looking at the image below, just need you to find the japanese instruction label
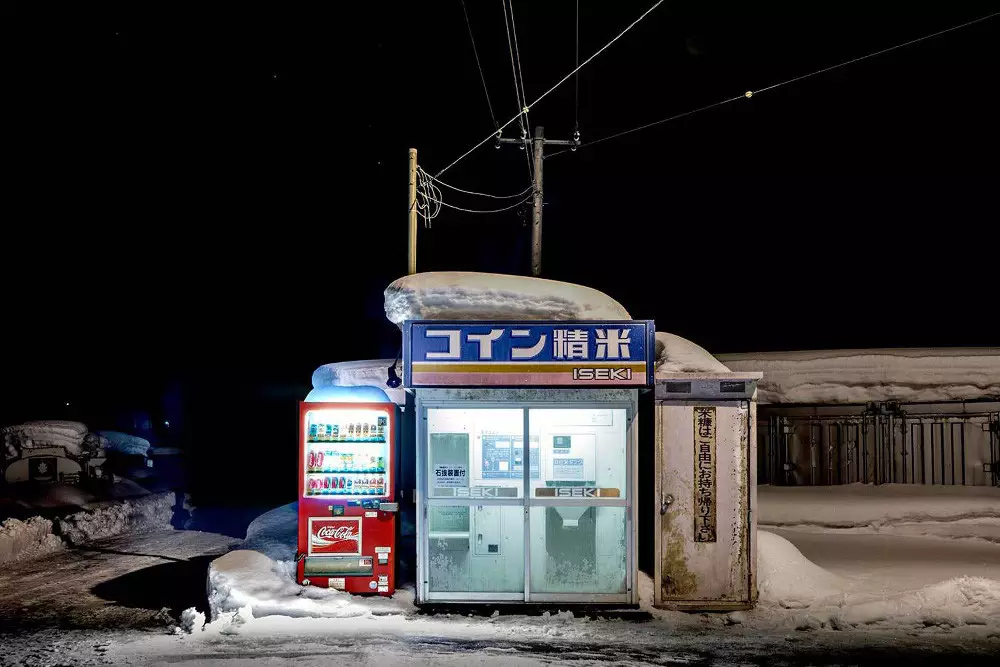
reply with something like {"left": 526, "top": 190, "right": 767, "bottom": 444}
{"left": 693, "top": 407, "right": 717, "bottom": 543}
{"left": 433, "top": 464, "right": 468, "bottom": 488}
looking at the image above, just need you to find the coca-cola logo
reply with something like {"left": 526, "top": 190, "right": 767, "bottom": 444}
{"left": 316, "top": 525, "right": 357, "bottom": 541}
{"left": 309, "top": 518, "right": 362, "bottom": 555}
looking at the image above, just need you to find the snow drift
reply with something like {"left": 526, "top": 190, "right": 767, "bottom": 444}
{"left": 55, "top": 491, "right": 175, "bottom": 545}
{"left": 0, "top": 516, "right": 64, "bottom": 565}
{"left": 239, "top": 502, "right": 297, "bottom": 563}
{"left": 756, "top": 530, "right": 1000, "bottom": 630}
{"left": 718, "top": 348, "right": 1000, "bottom": 404}
{"left": 384, "top": 271, "right": 631, "bottom": 326}
{"left": 207, "top": 549, "right": 413, "bottom": 621}
{"left": 756, "top": 531, "right": 849, "bottom": 606}
{"left": 654, "top": 332, "right": 731, "bottom": 375}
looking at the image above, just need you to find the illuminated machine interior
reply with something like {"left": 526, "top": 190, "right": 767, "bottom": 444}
{"left": 418, "top": 401, "right": 635, "bottom": 603}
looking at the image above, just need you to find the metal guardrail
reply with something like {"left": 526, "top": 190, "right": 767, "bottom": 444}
{"left": 758, "top": 402, "right": 999, "bottom": 487}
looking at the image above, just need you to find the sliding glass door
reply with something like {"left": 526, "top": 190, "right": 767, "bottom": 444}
{"left": 421, "top": 404, "right": 631, "bottom": 602}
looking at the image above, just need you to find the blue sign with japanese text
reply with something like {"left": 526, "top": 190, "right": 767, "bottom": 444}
{"left": 403, "top": 320, "right": 654, "bottom": 387}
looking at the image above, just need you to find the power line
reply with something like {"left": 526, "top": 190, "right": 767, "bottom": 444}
{"left": 509, "top": 0, "right": 536, "bottom": 183}
{"left": 460, "top": 0, "right": 497, "bottom": 130}
{"left": 425, "top": 192, "right": 535, "bottom": 214}
{"left": 574, "top": 0, "right": 580, "bottom": 136}
{"left": 546, "top": 9, "right": 1000, "bottom": 160}
{"left": 502, "top": 0, "right": 534, "bottom": 184}
{"left": 545, "top": 96, "right": 745, "bottom": 158}
{"left": 435, "top": 0, "right": 668, "bottom": 177}
{"left": 419, "top": 167, "right": 534, "bottom": 199}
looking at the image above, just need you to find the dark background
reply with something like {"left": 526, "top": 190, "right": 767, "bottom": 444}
{"left": 4, "top": 1, "right": 997, "bottom": 507}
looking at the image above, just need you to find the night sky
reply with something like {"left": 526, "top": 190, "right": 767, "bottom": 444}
{"left": 4, "top": 2, "right": 997, "bottom": 499}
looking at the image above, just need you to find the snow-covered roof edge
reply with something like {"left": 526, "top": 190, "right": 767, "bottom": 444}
{"left": 717, "top": 348, "right": 1000, "bottom": 405}
{"left": 384, "top": 271, "right": 631, "bottom": 329}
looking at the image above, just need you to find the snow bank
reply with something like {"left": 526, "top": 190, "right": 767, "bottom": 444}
{"left": 55, "top": 491, "right": 175, "bottom": 545}
{"left": 717, "top": 348, "right": 1000, "bottom": 404}
{"left": 759, "top": 484, "right": 1000, "bottom": 530}
{"left": 0, "top": 516, "right": 64, "bottom": 564}
{"left": 98, "top": 431, "right": 151, "bottom": 457}
{"left": 239, "top": 502, "right": 297, "bottom": 563}
{"left": 757, "top": 529, "right": 1000, "bottom": 630}
{"left": 384, "top": 272, "right": 631, "bottom": 326}
{"left": 310, "top": 359, "right": 403, "bottom": 406}
{"left": 839, "top": 576, "right": 1000, "bottom": 627}
{"left": 757, "top": 531, "right": 849, "bottom": 607}
{"left": 207, "top": 549, "right": 414, "bottom": 622}
{"left": 654, "top": 332, "right": 731, "bottom": 375}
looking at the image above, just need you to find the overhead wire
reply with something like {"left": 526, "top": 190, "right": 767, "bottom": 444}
{"left": 460, "top": 0, "right": 498, "bottom": 131}
{"left": 502, "top": 0, "right": 534, "bottom": 185}
{"left": 425, "top": 192, "right": 536, "bottom": 214}
{"left": 509, "top": 0, "right": 536, "bottom": 183}
{"left": 435, "top": 0, "right": 668, "bottom": 178}
{"left": 421, "top": 168, "right": 534, "bottom": 199}
{"left": 546, "top": 9, "right": 1000, "bottom": 159}
{"left": 571, "top": 3, "right": 584, "bottom": 151}
{"left": 415, "top": 166, "right": 533, "bottom": 219}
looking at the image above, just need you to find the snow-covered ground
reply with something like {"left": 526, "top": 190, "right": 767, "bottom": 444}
{"left": 2, "top": 486, "right": 1000, "bottom": 666}
{"left": 0, "top": 486, "right": 176, "bottom": 563}
{"left": 717, "top": 347, "right": 1000, "bottom": 404}
{"left": 172, "top": 486, "right": 1000, "bottom": 648}
{"left": 0, "top": 528, "right": 240, "bottom": 630}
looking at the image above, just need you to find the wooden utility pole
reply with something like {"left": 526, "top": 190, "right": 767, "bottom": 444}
{"left": 407, "top": 148, "right": 418, "bottom": 275}
{"left": 531, "top": 126, "right": 544, "bottom": 276}
{"left": 499, "top": 126, "right": 577, "bottom": 277}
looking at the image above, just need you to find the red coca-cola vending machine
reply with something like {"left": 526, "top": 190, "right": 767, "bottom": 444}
{"left": 297, "top": 402, "right": 397, "bottom": 594}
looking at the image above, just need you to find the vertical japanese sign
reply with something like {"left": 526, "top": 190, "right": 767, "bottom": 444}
{"left": 693, "top": 407, "right": 717, "bottom": 543}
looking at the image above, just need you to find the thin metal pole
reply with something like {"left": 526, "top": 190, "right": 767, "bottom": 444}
{"left": 960, "top": 421, "right": 966, "bottom": 486}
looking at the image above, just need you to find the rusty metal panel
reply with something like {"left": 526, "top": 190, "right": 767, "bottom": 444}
{"left": 655, "top": 403, "right": 751, "bottom": 610}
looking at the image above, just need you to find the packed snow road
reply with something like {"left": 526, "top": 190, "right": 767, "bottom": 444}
{"left": 0, "top": 528, "right": 239, "bottom": 630}
{"left": 2, "top": 622, "right": 1000, "bottom": 667}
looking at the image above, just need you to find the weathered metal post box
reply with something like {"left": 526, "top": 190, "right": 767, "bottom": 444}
{"left": 653, "top": 372, "right": 761, "bottom": 611}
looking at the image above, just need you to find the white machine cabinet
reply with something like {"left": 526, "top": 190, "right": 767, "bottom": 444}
{"left": 654, "top": 372, "right": 761, "bottom": 611}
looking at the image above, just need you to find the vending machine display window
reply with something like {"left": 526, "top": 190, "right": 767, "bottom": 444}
{"left": 416, "top": 393, "right": 636, "bottom": 605}
{"left": 303, "top": 407, "right": 392, "bottom": 499}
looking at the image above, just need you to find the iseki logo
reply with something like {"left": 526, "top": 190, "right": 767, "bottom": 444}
{"left": 572, "top": 367, "right": 633, "bottom": 381}
{"left": 555, "top": 487, "right": 597, "bottom": 498}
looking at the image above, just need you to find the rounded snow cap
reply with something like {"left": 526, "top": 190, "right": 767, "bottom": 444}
{"left": 305, "top": 385, "right": 391, "bottom": 403}
{"left": 383, "top": 271, "right": 631, "bottom": 328}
